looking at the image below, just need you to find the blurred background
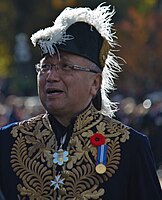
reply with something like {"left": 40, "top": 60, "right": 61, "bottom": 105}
{"left": 0, "top": 0, "right": 162, "bottom": 184}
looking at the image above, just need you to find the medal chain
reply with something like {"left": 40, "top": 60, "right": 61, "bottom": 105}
{"left": 59, "top": 133, "right": 67, "bottom": 150}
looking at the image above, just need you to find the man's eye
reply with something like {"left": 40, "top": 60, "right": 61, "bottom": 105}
{"left": 61, "top": 64, "right": 73, "bottom": 71}
{"left": 41, "top": 64, "right": 51, "bottom": 71}
{"left": 41, "top": 64, "right": 49, "bottom": 69}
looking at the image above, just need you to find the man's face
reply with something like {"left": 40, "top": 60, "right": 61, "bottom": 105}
{"left": 37, "top": 51, "right": 101, "bottom": 121}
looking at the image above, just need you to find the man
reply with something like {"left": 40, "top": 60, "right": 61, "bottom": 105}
{"left": 0, "top": 3, "right": 162, "bottom": 200}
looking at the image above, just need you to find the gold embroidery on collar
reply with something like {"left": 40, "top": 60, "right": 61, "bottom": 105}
{"left": 10, "top": 106, "right": 130, "bottom": 199}
{"left": 73, "top": 104, "right": 103, "bottom": 136}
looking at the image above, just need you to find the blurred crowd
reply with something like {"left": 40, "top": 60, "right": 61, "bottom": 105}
{"left": 114, "top": 91, "right": 162, "bottom": 170}
{"left": 0, "top": 95, "right": 45, "bottom": 127}
{"left": 0, "top": 92, "right": 162, "bottom": 186}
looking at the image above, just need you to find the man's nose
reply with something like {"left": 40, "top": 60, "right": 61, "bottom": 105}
{"left": 46, "top": 67, "right": 61, "bottom": 82}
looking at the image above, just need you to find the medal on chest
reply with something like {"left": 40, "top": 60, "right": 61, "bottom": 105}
{"left": 90, "top": 133, "right": 108, "bottom": 174}
{"left": 53, "top": 149, "right": 69, "bottom": 166}
{"left": 95, "top": 144, "right": 108, "bottom": 174}
{"left": 52, "top": 133, "right": 69, "bottom": 166}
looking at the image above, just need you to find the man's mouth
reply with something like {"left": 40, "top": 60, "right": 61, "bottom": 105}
{"left": 46, "top": 88, "right": 64, "bottom": 95}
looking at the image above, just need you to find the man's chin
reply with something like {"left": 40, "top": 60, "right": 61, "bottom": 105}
{"left": 45, "top": 104, "right": 65, "bottom": 115}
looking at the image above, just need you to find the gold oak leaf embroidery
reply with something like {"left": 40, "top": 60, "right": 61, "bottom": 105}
{"left": 11, "top": 134, "right": 53, "bottom": 199}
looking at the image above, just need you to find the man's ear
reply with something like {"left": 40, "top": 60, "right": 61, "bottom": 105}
{"left": 92, "top": 90, "right": 102, "bottom": 110}
{"left": 90, "top": 73, "right": 102, "bottom": 97}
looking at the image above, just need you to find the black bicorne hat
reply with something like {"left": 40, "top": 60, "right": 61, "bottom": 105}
{"left": 56, "top": 22, "right": 108, "bottom": 69}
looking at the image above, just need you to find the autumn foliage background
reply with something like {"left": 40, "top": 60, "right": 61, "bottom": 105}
{"left": 0, "top": 0, "right": 161, "bottom": 100}
{"left": 117, "top": 5, "right": 162, "bottom": 100}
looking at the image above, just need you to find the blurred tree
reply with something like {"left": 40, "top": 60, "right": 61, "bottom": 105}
{"left": 0, "top": 0, "right": 161, "bottom": 98}
{"left": 108, "top": 0, "right": 156, "bottom": 15}
{"left": 0, "top": 0, "right": 17, "bottom": 77}
{"left": 52, "top": 0, "right": 77, "bottom": 10}
{"left": 116, "top": 3, "right": 162, "bottom": 99}
{"left": 0, "top": 44, "right": 12, "bottom": 77}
